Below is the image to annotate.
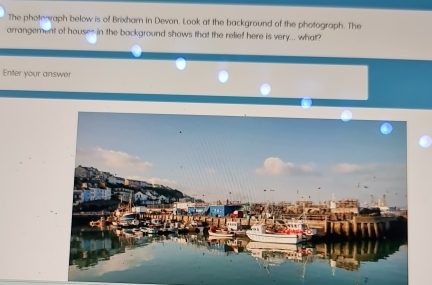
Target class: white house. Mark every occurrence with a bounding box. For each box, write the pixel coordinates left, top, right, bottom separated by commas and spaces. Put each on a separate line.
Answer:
134, 191, 149, 203
179, 197, 195, 203
128, 179, 141, 188
88, 188, 112, 201
113, 189, 133, 202
101, 188, 111, 200
158, 195, 169, 203
108, 176, 128, 185
145, 190, 157, 199
73, 189, 83, 205
97, 171, 112, 181
141, 181, 152, 188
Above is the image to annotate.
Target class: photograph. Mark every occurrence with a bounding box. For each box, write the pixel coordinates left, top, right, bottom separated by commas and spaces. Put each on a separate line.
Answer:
69, 112, 408, 285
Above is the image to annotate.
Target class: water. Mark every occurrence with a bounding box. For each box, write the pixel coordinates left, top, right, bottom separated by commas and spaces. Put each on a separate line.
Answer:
69, 227, 408, 285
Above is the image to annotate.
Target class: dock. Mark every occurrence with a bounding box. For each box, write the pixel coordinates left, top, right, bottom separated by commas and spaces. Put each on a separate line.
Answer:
136, 214, 407, 240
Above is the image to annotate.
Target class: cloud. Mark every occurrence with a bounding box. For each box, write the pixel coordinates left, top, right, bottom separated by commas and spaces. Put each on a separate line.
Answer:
332, 163, 377, 174
255, 157, 319, 176
76, 147, 152, 175
69, 246, 154, 279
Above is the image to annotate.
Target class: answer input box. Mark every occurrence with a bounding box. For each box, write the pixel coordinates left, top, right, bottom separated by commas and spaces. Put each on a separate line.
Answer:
0, 56, 368, 100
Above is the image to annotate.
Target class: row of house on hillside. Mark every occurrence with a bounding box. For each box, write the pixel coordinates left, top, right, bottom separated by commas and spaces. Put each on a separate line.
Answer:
113, 188, 171, 205
75, 166, 163, 189
73, 188, 112, 205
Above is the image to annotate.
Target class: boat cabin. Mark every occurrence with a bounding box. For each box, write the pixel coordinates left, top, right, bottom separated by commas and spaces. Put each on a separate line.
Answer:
226, 221, 242, 231
250, 224, 267, 234
277, 219, 307, 231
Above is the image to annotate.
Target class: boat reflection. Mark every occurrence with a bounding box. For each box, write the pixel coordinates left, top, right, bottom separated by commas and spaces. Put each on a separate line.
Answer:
69, 226, 406, 276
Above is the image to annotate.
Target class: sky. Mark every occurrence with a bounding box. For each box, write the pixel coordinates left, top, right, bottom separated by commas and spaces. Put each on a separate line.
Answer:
75, 112, 407, 207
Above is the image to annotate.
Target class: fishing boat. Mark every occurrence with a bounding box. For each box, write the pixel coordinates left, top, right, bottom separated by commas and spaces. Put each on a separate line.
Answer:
246, 223, 307, 244
118, 212, 139, 227
112, 196, 142, 227
247, 212, 318, 244
208, 226, 235, 238
226, 221, 246, 236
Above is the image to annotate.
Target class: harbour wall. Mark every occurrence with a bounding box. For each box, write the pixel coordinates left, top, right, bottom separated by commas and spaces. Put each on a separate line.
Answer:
70, 212, 407, 240
142, 214, 407, 240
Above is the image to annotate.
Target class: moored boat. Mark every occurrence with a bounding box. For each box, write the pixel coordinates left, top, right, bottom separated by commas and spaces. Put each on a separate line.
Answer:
208, 226, 235, 238
246, 224, 304, 244
226, 221, 246, 236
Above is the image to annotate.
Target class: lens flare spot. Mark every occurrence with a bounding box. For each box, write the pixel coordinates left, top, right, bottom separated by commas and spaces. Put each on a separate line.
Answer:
85, 31, 97, 44
260, 83, 271, 96
175, 57, 186, 70
380, 122, 393, 135
419, 135, 432, 148
301, 97, 312, 109
218, 70, 229, 83
0, 6, 5, 18
39, 17, 52, 31
131, 45, 142, 57
341, 110, 353, 122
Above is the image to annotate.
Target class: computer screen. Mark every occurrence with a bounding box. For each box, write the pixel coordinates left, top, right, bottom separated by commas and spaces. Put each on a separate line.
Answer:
0, 1, 431, 285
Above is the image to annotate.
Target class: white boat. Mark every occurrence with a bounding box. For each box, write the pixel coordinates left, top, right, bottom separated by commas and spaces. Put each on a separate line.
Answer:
246, 241, 298, 251
246, 242, 316, 262
226, 221, 246, 236
208, 226, 235, 238
118, 212, 139, 227
246, 224, 303, 244
139, 227, 148, 233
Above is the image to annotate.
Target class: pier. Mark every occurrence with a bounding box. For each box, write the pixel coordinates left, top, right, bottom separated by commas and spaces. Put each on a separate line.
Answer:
136, 214, 406, 240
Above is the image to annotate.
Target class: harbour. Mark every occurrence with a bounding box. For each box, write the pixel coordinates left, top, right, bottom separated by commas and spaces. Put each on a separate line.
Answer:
70, 114, 409, 285
69, 226, 408, 285
73, 195, 407, 242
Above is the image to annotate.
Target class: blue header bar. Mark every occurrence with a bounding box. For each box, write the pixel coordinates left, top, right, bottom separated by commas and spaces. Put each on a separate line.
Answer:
56, 0, 432, 11
1, 49, 432, 110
